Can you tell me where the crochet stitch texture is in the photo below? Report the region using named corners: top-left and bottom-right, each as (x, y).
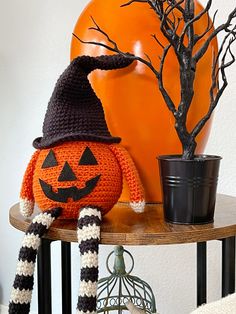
top-left (33, 55), bottom-right (133, 149)
top-left (10, 54), bottom-right (145, 314)
top-left (9, 208), bottom-right (61, 314)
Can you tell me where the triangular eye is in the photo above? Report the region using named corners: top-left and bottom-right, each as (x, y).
top-left (79, 147), bottom-right (98, 165)
top-left (58, 162), bottom-right (77, 181)
top-left (42, 149), bottom-right (58, 168)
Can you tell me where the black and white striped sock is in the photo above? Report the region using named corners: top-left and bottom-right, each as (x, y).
top-left (77, 207), bottom-right (102, 314)
top-left (9, 207), bottom-right (61, 314)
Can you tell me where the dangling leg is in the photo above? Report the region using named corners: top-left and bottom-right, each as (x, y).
top-left (77, 206), bottom-right (102, 314)
top-left (9, 207), bottom-right (62, 314)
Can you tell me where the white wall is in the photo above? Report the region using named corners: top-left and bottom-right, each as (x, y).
top-left (0, 1), bottom-right (236, 313)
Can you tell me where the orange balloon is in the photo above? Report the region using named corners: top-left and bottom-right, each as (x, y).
top-left (71, 0), bottom-right (218, 203)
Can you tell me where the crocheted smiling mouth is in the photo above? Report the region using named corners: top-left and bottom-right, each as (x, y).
top-left (39, 174), bottom-right (101, 202)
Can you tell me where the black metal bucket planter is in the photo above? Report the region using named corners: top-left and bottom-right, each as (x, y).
top-left (158, 155), bottom-right (222, 225)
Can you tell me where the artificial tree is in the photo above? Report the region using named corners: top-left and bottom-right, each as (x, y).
top-left (74, 0), bottom-right (236, 160)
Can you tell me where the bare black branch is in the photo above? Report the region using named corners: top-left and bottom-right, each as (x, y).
top-left (74, 0), bottom-right (236, 159)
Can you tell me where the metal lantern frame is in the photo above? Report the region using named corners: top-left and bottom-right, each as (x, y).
top-left (97, 246), bottom-right (157, 313)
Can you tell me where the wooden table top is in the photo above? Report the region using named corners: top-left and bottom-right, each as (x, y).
top-left (9, 194), bottom-right (236, 245)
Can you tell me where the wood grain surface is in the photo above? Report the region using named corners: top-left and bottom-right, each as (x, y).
top-left (9, 194), bottom-right (236, 245)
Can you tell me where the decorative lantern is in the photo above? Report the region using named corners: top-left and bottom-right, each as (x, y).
top-left (97, 246), bottom-right (157, 313)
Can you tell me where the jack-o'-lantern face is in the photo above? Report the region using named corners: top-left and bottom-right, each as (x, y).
top-left (39, 146), bottom-right (101, 203)
top-left (33, 141), bottom-right (122, 219)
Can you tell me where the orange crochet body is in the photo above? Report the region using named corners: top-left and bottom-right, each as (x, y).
top-left (33, 142), bottom-right (122, 219)
top-left (109, 145), bottom-right (144, 204)
top-left (20, 141), bottom-right (145, 219)
top-left (20, 150), bottom-right (40, 202)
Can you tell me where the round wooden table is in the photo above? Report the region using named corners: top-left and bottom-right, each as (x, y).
top-left (9, 194), bottom-right (236, 245)
top-left (9, 194), bottom-right (236, 314)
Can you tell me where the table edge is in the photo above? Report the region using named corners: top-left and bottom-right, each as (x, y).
top-left (9, 211), bottom-right (236, 245)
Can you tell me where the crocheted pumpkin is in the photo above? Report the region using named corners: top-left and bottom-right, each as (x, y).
top-left (20, 141), bottom-right (144, 219)
top-left (9, 54), bottom-right (145, 314)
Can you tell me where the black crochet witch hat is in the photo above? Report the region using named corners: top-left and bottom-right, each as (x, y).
top-left (33, 54), bottom-right (133, 149)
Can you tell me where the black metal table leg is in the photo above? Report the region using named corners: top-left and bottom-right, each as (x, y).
top-left (197, 242), bottom-right (207, 306)
top-left (61, 241), bottom-right (72, 314)
top-left (222, 236), bottom-right (235, 297)
top-left (37, 238), bottom-right (52, 314)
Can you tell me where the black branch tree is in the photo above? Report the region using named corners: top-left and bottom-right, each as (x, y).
top-left (74, 0), bottom-right (236, 159)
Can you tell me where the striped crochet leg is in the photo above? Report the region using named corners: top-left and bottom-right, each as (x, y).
top-left (77, 207), bottom-right (102, 314)
top-left (9, 207), bottom-right (61, 314)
